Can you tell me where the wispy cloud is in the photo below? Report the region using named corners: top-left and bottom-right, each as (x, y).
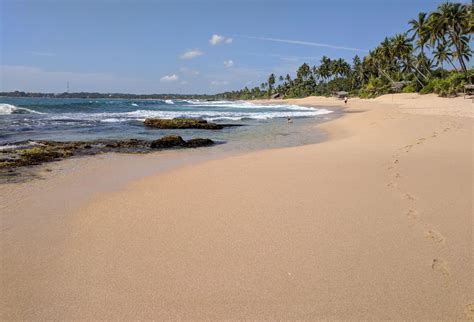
top-left (160, 74), bottom-right (179, 82)
top-left (25, 51), bottom-right (56, 57)
top-left (209, 34), bottom-right (233, 45)
top-left (223, 60), bottom-right (234, 68)
top-left (210, 80), bottom-right (229, 86)
top-left (180, 49), bottom-right (203, 59)
top-left (241, 52), bottom-right (320, 62)
top-left (237, 35), bottom-right (368, 53)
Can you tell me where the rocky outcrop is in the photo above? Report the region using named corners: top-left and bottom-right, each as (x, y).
top-left (144, 118), bottom-right (224, 130)
top-left (150, 136), bottom-right (215, 149)
top-left (150, 135), bottom-right (186, 149)
top-left (0, 136), bottom-right (216, 170)
top-left (182, 138), bottom-right (215, 148)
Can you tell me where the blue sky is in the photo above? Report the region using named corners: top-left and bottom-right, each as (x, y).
top-left (1, 0), bottom-right (448, 94)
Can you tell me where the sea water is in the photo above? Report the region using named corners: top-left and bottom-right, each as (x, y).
top-left (0, 97), bottom-right (336, 152)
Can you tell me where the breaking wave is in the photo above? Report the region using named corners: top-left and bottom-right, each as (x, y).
top-left (0, 103), bottom-right (45, 115)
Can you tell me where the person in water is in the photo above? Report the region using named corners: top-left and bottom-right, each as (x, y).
top-left (287, 116), bottom-right (293, 123)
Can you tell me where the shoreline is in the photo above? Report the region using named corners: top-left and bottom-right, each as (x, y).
top-left (1, 93), bottom-right (473, 319)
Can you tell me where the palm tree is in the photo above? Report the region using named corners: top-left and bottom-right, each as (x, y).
top-left (375, 37), bottom-right (394, 71)
top-left (267, 74), bottom-right (276, 96)
top-left (392, 34), bottom-right (413, 64)
top-left (352, 55), bottom-right (364, 87)
top-left (296, 63), bottom-right (311, 81)
top-left (319, 56), bottom-right (331, 81)
top-left (331, 58), bottom-right (350, 78)
top-left (408, 12), bottom-right (430, 56)
top-left (433, 41), bottom-right (453, 70)
top-left (428, 2), bottom-right (471, 73)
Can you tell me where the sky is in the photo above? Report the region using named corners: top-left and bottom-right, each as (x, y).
top-left (1, 0), bottom-right (449, 94)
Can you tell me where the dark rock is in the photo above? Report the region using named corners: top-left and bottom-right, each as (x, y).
top-left (150, 135), bottom-right (185, 149)
top-left (183, 138), bottom-right (215, 148)
top-left (0, 135), bottom-right (217, 172)
top-left (144, 118), bottom-right (224, 130)
top-left (103, 139), bottom-right (148, 149)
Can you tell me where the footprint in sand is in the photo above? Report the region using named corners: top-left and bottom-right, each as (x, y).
top-left (387, 182), bottom-right (398, 189)
top-left (406, 209), bottom-right (418, 220)
top-left (394, 159), bottom-right (399, 164)
top-left (443, 127), bottom-right (450, 132)
top-left (405, 209), bottom-right (420, 225)
top-left (464, 303), bottom-right (474, 320)
top-left (416, 138), bottom-right (426, 145)
top-left (394, 173), bottom-right (401, 179)
top-left (404, 193), bottom-right (415, 201)
top-left (431, 259), bottom-right (450, 276)
top-left (404, 145), bottom-right (413, 152)
top-left (432, 132), bottom-right (438, 138)
top-left (425, 229), bottom-right (446, 244)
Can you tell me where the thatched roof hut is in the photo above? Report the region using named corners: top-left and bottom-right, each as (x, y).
top-left (464, 84), bottom-right (474, 98)
top-left (334, 91), bottom-right (348, 99)
top-left (390, 81), bottom-right (409, 92)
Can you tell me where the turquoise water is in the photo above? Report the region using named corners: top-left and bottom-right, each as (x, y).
top-left (0, 97), bottom-right (335, 150)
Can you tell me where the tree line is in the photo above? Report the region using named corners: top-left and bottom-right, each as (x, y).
top-left (218, 2), bottom-right (473, 100)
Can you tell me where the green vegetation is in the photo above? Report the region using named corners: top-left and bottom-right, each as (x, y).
top-left (219, 2), bottom-right (472, 100)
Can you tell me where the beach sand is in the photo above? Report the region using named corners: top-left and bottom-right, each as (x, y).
top-left (1, 93), bottom-right (473, 319)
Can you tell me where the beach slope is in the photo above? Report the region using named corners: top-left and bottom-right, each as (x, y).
top-left (1, 94), bottom-right (472, 319)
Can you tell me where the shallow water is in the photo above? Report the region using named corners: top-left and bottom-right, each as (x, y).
top-left (0, 98), bottom-right (334, 151)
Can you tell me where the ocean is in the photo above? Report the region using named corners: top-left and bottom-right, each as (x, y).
top-left (0, 97), bottom-right (335, 151)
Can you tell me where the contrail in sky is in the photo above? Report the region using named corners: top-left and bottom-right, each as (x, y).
top-left (236, 35), bottom-right (369, 53)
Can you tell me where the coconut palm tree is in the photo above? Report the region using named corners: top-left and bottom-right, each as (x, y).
top-left (318, 56), bottom-right (331, 81)
top-left (428, 2), bottom-right (471, 73)
top-left (392, 33), bottom-right (413, 63)
top-left (296, 63), bottom-right (311, 81)
top-left (376, 37), bottom-right (394, 70)
top-left (408, 12), bottom-right (430, 55)
top-left (433, 41), bottom-right (454, 70)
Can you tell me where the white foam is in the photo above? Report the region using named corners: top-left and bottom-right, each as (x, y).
top-left (54, 106), bottom-right (332, 123)
top-left (131, 103), bottom-right (139, 107)
top-left (0, 103), bottom-right (45, 115)
top-left (165, 99), bottom-right (175, 104)
top-left (0, 141), bottom-right (42, 151)
top-left (0, 103), bottom-right (18, 115)
top-left (182, 100), bottom-right (320, 111)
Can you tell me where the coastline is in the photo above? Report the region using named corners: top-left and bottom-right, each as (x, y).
top-left (1, 93), bottom-right (473, 319)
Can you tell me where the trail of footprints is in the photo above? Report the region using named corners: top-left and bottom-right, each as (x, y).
top-left (386, 122), bottom-right (473, 318)
top-left (386, 124), bottom-right (457, 277)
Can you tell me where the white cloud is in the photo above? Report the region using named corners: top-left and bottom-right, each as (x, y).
top-left (180, 49), bottom-right (203, 59)
top-left (209, 34), bottom-right (233, 45)
top-left (179, 80), bottom-right (188, 85)
top-left (25, 51), bottom-right (56, 57)
top-left (238, 35), bottom-right (369, 53)
top-left (160, 74), bottom-right (179, 82)
top-left (210, 80), bottom-right (229, 86)
top-left (223, 60), bottom-right (234, 68)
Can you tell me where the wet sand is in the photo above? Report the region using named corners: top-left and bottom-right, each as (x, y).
top-left (1, 93), bottom-right (473, 319)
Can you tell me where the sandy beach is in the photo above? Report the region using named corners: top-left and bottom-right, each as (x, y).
top-left (1, 93), bottom-right (473, 319)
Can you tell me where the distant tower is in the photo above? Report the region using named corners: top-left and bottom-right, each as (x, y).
top-left (67, 81), bottom-right (70, 93)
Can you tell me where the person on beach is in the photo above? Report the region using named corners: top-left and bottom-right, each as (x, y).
top-left (344, 96), bottom-right (348, 104)
top-left (287, 116), bottom-right (293, 123)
